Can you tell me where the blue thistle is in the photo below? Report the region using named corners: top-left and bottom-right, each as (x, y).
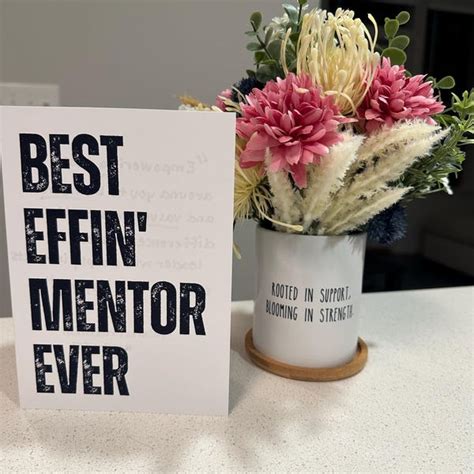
top-left (367, 203), bottom-right (408, 245)
top-left (231, 77), bottom-right (264, 103)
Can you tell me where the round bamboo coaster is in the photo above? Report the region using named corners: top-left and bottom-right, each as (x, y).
top-left (245, 329), bottom-right (368, 382)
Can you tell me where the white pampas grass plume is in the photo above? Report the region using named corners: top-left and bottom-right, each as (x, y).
top-left (267, 168), bottom-right (303, 233)
top-left (346, 120), bottom-right (448, 179)
top-left (302, 133), bottom-right (363, 232)
top-left (348, 124), bottom-right (448, 196)
top-left (321, 187), bottom-right (410, 235)
top-left (319, 121), bottom-right (448, 233)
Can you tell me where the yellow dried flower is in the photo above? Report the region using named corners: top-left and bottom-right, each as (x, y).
top-left (283, 8), bottom-right (380, 115)
top-left (178, 95), bottom-right (212, 111)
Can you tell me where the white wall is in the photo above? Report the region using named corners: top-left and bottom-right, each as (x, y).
top-left (1, 0), bottom-right (283, 108)
top-left (1, 0), bottom-right (303, 306)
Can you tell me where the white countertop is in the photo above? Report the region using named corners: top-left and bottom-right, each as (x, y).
top-left (1, 287), bottom-right (472, 472)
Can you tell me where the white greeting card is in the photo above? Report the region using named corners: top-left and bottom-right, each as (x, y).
top-left (0, 106), bottom-right (235, 415)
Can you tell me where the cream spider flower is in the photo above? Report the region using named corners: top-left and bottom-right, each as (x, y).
top-left (233, 138), bottom-right (269, 220)
top-left (234, 159), bottom-right (271, 221)
top-left (282, 8), bottom-right (380, 115)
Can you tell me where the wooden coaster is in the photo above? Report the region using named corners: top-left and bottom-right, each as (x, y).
top-left (245, 329), bottom-right (368, 382)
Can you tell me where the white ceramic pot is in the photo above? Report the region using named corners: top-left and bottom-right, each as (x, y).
top-left (253, 226), bottom-right (367, 368)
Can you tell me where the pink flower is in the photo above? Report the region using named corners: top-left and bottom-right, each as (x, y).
top-left (215, 88), bottom-right (232, 111)
top-left (358, 58), bottom-right (445, 133)
top-left (236, 73), bottom-right (347, 188)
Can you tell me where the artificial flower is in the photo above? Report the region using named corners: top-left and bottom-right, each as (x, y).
top-left (265, 12), bottom-right (290, 39)
top-left (234, 159), bottom-right (270, 221)
top-left (236, 73), bottom-right (347, 188)
top-left (180, 4), bottom-right (470, 238)
top-left (357, 58), bottom-right (445, 132)
top-left (302, 133), bottom-right (363, 231)
top-left (179, 95), bottom-right (212, 111)
top-left (264, 2), bottom-right (309, 41)
top-left (234, 140), bottom-right (302, 233)
top-left (283, 8), bottom-right (379, 115)
top-left (215, 89), bottom-right (233, 111)
top-left (317, 120), bottom-right (447, 234)
top-left (367, 203), bottom-right (407, 244)
top-left (231, 77), bottom-right (263, 103)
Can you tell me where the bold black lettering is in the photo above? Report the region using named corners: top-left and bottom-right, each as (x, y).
top-left (33, 344), bottom-right (54, 393)
top-left (103, 346), bottom-right (129, 395)
top-left (20, 134), bottom-right (48, 192)
top-left (150, 281), bottom-right (176, 334)
top-left (46, 209), bottom-right (66, 264)
top-left (53, 344), bottom-right (79, 393)
top-left (68, 209), bottom-right (89, 265)
top-left (82, 345), bottom-right (101, 394)
top-left (49, 134), bottom-right (71, 193)
top-left (100, 136), bottom-right (123, 195)
top-left (72, 134), bottom-right (101, 195)
top-left (180, 283), bottom-right (206, 335)
top-left (30, 279), bottom-right (73, 331)
top-left (105, 211), bottom-right (135, 266)
top-left (24, 208), bottom-right (46, 263)
top-left (97, 280), bottom-right (126, 332)
top-left (128, 281), bottom-right (149, 333)
top-left (75, 280), bottom-right (95, 331)
top-left (30, 279), bottom-right (52, 330)
top-left (53, 279), bottom-right (73, 331)
top-left (90, 210), bottom-right (103, 265)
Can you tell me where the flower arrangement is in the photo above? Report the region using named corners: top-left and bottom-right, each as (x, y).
top-left (181, 2), bottom-right (473, 245)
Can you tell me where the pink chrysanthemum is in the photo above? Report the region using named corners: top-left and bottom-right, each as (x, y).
top-left (236, 73), bottom-right (347, 188)
top-left (357, 58), bottom-right (445, 133)
top-left (215, 88), bottom-right (232, 111)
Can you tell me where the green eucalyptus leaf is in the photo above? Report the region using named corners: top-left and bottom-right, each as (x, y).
top-left (261, 58), bottom-right (278, 65)
top-left (382, 47), bottom-right (407, 65)
top-left (256, 64), bottom-right (275, 83)
top-left (246, 69), bottom-right (256, 78)
top-left (384, 19), bottom-right (399, 39)
top-left (436, 76), bottom-right (456, 89)
top-left (246, 42), bottom-right (262, 51)
top-left (245, 30), bottom-right (257, 36)
top-left (250, 11), bottom-right (262, 30)
top-left (267, 39), bottom-right (283, 60)
top-left (298, 0), bottom-right (308, 5)
top-left (390, 35), bottom-right (410, 50)
top-left (254, 51), bottom-right (266, 63)
top-left (396, 11), bottom-right (410, 25)
top-left (265, 27), bottom-right (274, 44)
top-left (283, 4), bottom-right (299, 22)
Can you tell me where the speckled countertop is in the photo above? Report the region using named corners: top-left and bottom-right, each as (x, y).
top-left (1, 287), bottom-right (472, 472)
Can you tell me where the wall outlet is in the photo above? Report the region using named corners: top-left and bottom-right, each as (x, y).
top-left (0, 82), bottom-right (60, 106)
